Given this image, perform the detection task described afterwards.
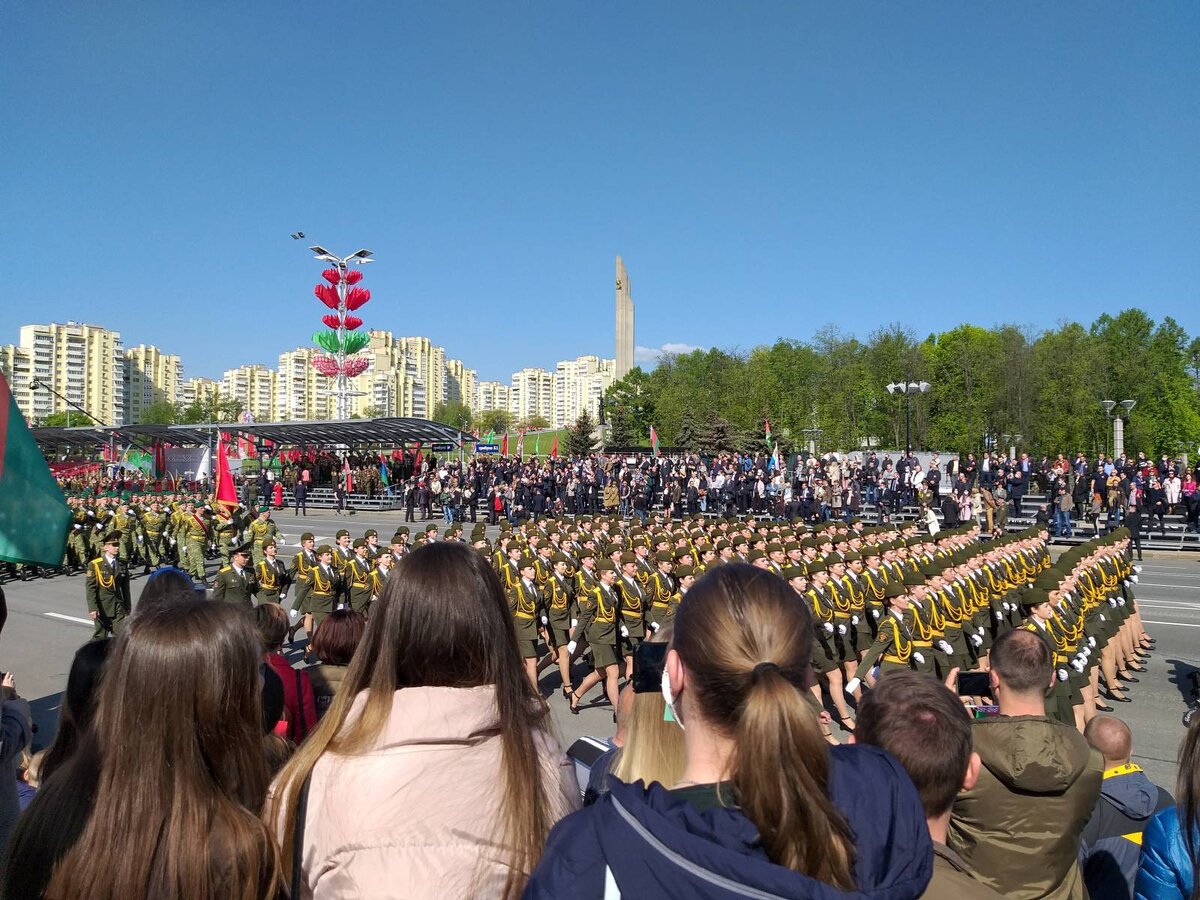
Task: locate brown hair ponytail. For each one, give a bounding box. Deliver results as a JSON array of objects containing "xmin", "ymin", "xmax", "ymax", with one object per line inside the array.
[{"xmin": 673, "ymin": 564, "xmax": 856, "ymax": 888}]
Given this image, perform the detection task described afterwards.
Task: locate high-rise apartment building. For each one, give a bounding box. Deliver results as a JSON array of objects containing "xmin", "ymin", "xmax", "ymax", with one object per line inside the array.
[
  {"xmin": 2, "ymin": 323, "xmax": 125, "ymax": 424},
  {"xmin": 444, "ymin": 358, "xmax": 477, "ymax": 411},
  {"xmin": 276, "ymin": 349, "xmax": 331, "ymax": 421},
  {"xmin": 222, "ymin": 364, "xmax": 277, "ymax": 422},
  {"xmin": 398, "ymin": 337, "xmax": 445, "ymax": 413},
  {"xmin": 124, "ymin": 344, "xmax": 183, "ymax": 424},
  {"xmin": 553, "ymin": 355, "xmax": 616, "ymax": 427},
  {"xmin": 475, "ymin": 381, "xmax": 510, "ymax": 416},
  {"xmin": 182, "ymin": 377, "xmax": 221, "ymax": 409},
  {"xmin": 509, "ymin": 367, "xmax": 554, "ymax": 425},
  {"xmin": 347, "ymin": 331, "xmax": 425, "ymax": 418}
]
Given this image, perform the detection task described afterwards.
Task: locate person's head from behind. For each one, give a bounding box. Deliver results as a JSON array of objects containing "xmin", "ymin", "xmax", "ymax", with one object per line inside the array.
[
  {"xmin": 137, "ymin": 566, "xmax": 202, "ymax": 616},
  {"xmin": 1083, "ymin": 715, "xmax": 1132, "ymax": 770},
  {"xmin": 989, "ymin": 628, "xmax": 1053, "ymax": 711},
  {"xmin": 310, "ymin": 609, "xmax": 366, "ymax": 667},
  {"xmin": 613, "ymin": 628, "xmax": 684, "ymax": 789},
  {"xmin": 270, "ymin": 541, "xmax": 558, "ymax": 899},
  {"xmin": 667, "ymin": 563, "xmax": 856, "ymax": 888},
  {"xmin": 39, "ymin": 637, "xmax": 112, "ymax": 784},
  {"xmin": 253, "ymin": 603, "xmax": 288, "ymax": 654},
  {"xmin": 854, "ymin": 671, "xmax": 979, "ymax": 823},
  {"xmin": 44, "ymin": 599, "xmax": 277, "ymax": 899}
]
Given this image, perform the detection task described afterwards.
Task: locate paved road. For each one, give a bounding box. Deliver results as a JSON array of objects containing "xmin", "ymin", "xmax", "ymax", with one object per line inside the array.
[{"xmin": 2, "ymin": 509, "xmax": 1196, "ymax": 791}]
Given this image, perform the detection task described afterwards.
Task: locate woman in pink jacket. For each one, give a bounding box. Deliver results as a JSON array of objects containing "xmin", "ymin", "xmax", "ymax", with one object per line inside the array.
[{"xmin": 267, "ymin": 542, "xmax": 579, "ymax": 900}]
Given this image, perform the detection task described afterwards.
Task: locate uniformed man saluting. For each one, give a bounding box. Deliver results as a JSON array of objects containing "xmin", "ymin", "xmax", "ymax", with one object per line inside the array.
[
  {"xmin": 85, "ymin": 532, "xmax": 131, "ymax": 638},
  {"xmin": 212, "ymin": 543, "xmax": 258, "ymax": 608}
]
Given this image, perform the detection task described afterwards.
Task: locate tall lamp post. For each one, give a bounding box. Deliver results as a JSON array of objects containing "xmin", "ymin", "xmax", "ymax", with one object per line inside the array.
[
  {"xmin": 886, "ymin": 380, "xmax": 931, "ymax": 451},
  {"xmin": 308, "ymin": 244, "xmax": 374, "ymax": 421},
  {"xmin": 1101, "ymin": 399, "xmax": 1136, "ymax": 459}
]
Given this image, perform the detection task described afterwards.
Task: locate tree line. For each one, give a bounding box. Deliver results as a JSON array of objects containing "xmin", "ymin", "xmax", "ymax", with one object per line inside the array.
[{"xmin": 602, "ymin": 308, "xmax": 1200, "ymax": 459}]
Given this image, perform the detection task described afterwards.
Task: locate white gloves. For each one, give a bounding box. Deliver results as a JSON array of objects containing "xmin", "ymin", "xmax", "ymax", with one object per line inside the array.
[
  {"xmin": 1088, "ymin": 636, "xmax": 1097, "ymax": 648},
  {"xmin": 1057, "ymin": 668, "xmax": 1069, "ymax": 682},
  {"xmin": 1109, "ymin": 598, "xmax": 1118, "ymax": 608},
  {"xmin": 94, "ymin": 523, "xmax": 103, "ymax": 531},
  {"xmin": 1118, "ymin": 598, "xmax": 1126, "ymax": 607},
  {"xmin": 977, "ymin": 627, "xmax": 985, "ymax": 636},
  {"xmin": 1100, "ymin": 614, "xmax": 1107, "ymax": 622},
  {"xmin": 571, "ymin": 619, "xmax": 578, "ymax": 628},
  {"xmin": 137, "ymin": 535, "xmax": 143, "ymax": 543},
  {"xmin": 1071, "ymin": 660, "xmax": 1085, "ymax": 673},
  {"xmin": 540, "ymin": 615, "xmax": 548, "ymax": 625},
  {"xmin": 970, "ymin": 634, "xmax": 983, "ymax": 647},
  {"xmin": 851, "ymin": 615, "xmax": 859, "ymax": 625},
  {"xmin": 913, "ymin": 652, "xmax": 925, "ymax": 665},
  {"xmin": 1133, "ymin": 565, "xmax": 1143, "ymax": 574},
  {"xmin": 650, "ymin": 621, "xmax": 660, "ymax": 633},
  {"xmin": 169, "ymin": 538, "xmax": 176, "ymax": 546},
  {"xmin": 845, "ymin": 677, "xmax": 862, "ymax": 694},
  {"xmin": 281, "ymin": 593, "xmax": 288, "ymax": 601},
  {"xmin": 938, "ymin": 640, "xmax": 954, "ymax": 654},
  {"xmin": 72, "ymin": 524, "xmax": 82, "ymax": 530},
  {"xmin": 995, "ymin": 610, "xmax": 1004, "ymax": 621},
  {"xmin": 620, "ymin": 625, "xmax": 629, "ymax": 638},
  {"xmin": 823, "ymin": 622, "xmax": 835, "ymax": 634},
  {"xmin": 871, "ymin": 609, "xmax": 881, "ymax": 619},
  {"xmin": 837, "ymin": 624, "xmax": 848, "ymax": 635},
  {"xmin": 567, "ymin": 641, "xmax": 577, "ymax": 654}
]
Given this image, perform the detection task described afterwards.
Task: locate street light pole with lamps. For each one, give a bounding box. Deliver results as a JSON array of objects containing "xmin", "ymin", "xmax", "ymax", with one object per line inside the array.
[
  {"xmin": 307, "ymin": 244, "xmax": 374, "ymax": 421},
  {"xmin": 886, "ymin": 380, "xmax": 931, "ymax": 452},
  {"xmin": 1100, "ymin": 399, "xmax": 1136, "ymax": 459}
]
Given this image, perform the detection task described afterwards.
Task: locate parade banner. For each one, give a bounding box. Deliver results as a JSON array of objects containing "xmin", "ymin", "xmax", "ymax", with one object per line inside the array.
[{"xmin": 0, "ymin": 372, "xmax": 71, "ymax": 566}]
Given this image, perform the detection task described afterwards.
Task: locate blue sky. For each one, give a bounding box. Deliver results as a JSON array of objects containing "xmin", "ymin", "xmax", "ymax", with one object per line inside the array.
[{"xmin": 2, "ymin": 2, "xmax": 1197, "ymax": 383}]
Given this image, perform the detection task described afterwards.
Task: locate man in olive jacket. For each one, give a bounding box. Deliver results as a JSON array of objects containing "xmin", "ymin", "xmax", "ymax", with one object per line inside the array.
[{"xmin": 949, "ymin": 628, "xmax": 1103, "ymax": 899}]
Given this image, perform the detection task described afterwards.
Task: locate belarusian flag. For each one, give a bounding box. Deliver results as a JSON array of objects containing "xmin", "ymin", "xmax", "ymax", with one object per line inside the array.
[
  {"xmin": 550, "ymin": 434, "xmax": 559, "ymax": 459},
  {"xmin": 0, "ymin": 373, "xmax": 71, "ymax": 566},
  {"xmin": 378, "ymin": 453, "xmax": 390, "ymax": 487},
  {"xmin": 650, "ymin": 426, "xmax": 660, "ymax": 458},
  {"xmin": 765, "ymin": 418, "xmax": 773, "ymax": 446},
  {"xmin": 215, "ymin": 432, "xmax": 238, "ymax": 511}
]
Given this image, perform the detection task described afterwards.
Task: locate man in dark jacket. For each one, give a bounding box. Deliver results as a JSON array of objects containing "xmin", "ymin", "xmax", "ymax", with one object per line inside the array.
[
  {"xmin": 949, "ymin": 629, "xmax": 1103, "ymax": 899},
  {"xmin": 1079, "ymin": 715, "xmax": 1173, "ymax": 900}
]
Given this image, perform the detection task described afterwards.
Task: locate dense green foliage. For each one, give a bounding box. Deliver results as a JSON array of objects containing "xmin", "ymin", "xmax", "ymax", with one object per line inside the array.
[{"xmin": 604, "ymin": 309, "xmax": 1200, "ymax": 457}]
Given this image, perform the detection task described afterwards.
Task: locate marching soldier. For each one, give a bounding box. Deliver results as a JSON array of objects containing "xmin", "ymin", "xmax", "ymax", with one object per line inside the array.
[
  {"xmin": 85, "ymin": 532, "xmax": 131, "ymax": 638},
  {"xmin": 181, "ymin": 501, "xmax": 210, "ymax": 586},
  {"xmin": 648, "ymin": 551, "xmax": 676, "ymax": 633},
  {"xmin": 332, "ymin": 529, "xmax": 355, "ymax": 607},
  {"xmin": 247, "ymin": 506, "xmax": 279, "ymax": 568},
  {"xmin": 567, "ymin": 559, "xmax": 623, "ymax": 715},
  {"xmin": 506, "ymin": 556, "xmax": 545, "ymax": 692},
  {"xmin": 306, "ymin": 544, "xmax": 341, "ymax": 635},
  {"xmin": 211, "ymin": 543, "xmax": 258, "ymax": 608},
  {"xmin": 616, "ymin": 552, "xmax": 649, "ymax": 679},
  {"xmin": 370, "ymin": 549, "xmax": 393, "ymax": 604},
  {"xmin": 255, "ymin": 538, "xmax": 290, "ymax": 605},
  {"xmin": 363, "ymin": 529, "xmax": 383, "ymax": 562},
  {"xmin": 346, "ymin": 538, "xmax": 375, "ymax": 616},
  {"xmin": 855, "ymin": 582, "xmax": 920, "ymax": 686},
  {"xmin": 138, "ymin": 497, "xmax": 170, "ymax": 573}
]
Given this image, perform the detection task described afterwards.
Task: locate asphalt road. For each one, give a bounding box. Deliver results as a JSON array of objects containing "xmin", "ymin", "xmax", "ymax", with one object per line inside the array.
[{"xmin": 2, "ymin": 508, "xmax": 1196, "ymax": 792}]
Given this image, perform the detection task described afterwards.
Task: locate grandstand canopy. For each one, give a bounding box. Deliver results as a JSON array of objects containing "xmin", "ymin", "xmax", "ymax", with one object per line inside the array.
[{"xmin": 31, "ymin": 417, "xmax": 472, "ymax": 452}]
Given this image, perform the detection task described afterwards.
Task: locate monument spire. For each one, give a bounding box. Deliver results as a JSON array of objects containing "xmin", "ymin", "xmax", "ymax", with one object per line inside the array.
[{"xmin": 615, "ymin": 255, "xmax": 634, "ymax": 380}]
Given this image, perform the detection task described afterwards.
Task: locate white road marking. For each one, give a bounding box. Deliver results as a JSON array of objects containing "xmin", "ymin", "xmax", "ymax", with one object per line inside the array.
[
  {"xmin": 44, "ymin": 612, "xmax": 94, "ymax": 626},
  {"xmin": 1139, "ymin": 583, "xmax": 1200, "ymax": 590},
  {"xmin": 1136, "ymin": 600, "xmax": 1200, "ymax": 610},
  {"xmin": 1142, "ymin": 620, "xmax": 1200, "ymax": 629}
]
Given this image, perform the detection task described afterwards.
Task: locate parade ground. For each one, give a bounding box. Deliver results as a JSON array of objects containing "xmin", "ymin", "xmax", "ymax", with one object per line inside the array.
[{"xmin": 3, "ymin": 506, "xmax": 1198, "ymax": 789}]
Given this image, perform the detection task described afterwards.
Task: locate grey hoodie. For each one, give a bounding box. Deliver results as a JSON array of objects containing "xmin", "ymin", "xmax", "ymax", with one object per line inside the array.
[{"xmin": 1080, "ymin": 765, "xmax": 1174, "ymax": 900}]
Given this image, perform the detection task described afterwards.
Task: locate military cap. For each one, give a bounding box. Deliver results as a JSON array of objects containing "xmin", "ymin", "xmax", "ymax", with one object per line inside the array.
[
  {"xmin": 654, "ymin": 550, "xmax": 673, "ymax": 563},
  {"xmin": 316, "ymin": 544, "xmax": 334, "ymax": 556},
  {"xmin": 262, "ymin": 538, "xmax": 276, "ymax": 550},
  {"xmin": 1022, "ymin": 588, "xmax": 1051, "ymax": 609},
  {"xmin": 782, "ymin": 566, "xmax": 807, "ymax": 581},
  {"xmin": 101, "ymin": 531, "xmax": 121, "ymax": 545},
  {"xmin": 578, "ymin": 545, "xmax": 596, "ymax": 560},
  {"xmin": 619, "ymin": 552, "xmax": 638, "ymax": 566},
  {"xmin": 257, "ymin": 505, "xmax": 269, "ymax": 513},
  {"xmin": 352, "ymin": 538, "xmax": 368, "ymax": 549},
  {"xmin": 425, "ymin": 523, "xmax": 438, "ymax": 533},
  {"xmin": 231, "ymin": 542, "xmax": 252, "ymax": 557},
  {"xmin": 596, "ymin": 559, "xmax": 617, "ymax": 573},
  {"xmin": 395, "ymin": 526, "xmax": 410, "ymax": 536},
  {"xmin": 842, "ymin": 550, "xmax": 861, "ymax": 563},
  {"xmin": 806, "ymin": 560, "xmax": 826, "ymax": 574},
  {"xmin": 336, "ymin": 528, "xmax": 350, "ymax": 539},
  {"xmin": 918, "ymin": 561, "xmax": 941, "ymax": 578},
  {"xmin": 748, "ymin": 549, "xmax": 767, "ymax": 562},
  {"xmin": 714, "ymin": 539, "xmax": 731, "ymax": 552},
  {"xmin": 884, "ymin": 581, "xmax": 907, "ymax": 599},
  {"xmin": 902, "ymin": 570, "xmax": 924, "ymax": 587},
  {"xmin": 518, "ymin": 556, "xmax": 536, "ymax": 570},
  {"xmin": 676, "ymin": 564, "xmax": 695, "ymax": 579},
  {"xmin": 365, "ymin": 529, "xmax": 378, "ymax": 538},
  {"xmin": 551, "ymin": 552, "xmax": 569, "ymax": 565}
]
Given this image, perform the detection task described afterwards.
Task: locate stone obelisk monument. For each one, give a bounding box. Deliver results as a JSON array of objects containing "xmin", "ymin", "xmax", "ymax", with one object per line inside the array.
[{"xmin": 615, "ymin": 255, "xmax": 634, "ymax": 380}]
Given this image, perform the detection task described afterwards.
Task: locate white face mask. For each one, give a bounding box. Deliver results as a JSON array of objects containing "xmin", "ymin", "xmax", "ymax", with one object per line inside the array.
[{"xmin": 661, "ymin": 667, "xmax": 685, "ymax": 731}]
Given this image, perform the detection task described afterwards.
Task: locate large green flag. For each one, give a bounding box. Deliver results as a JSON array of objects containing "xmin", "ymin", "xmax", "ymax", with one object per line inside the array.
[{"xmin": 0, "ymin": 372, "xmax": 71, "ymax": 566}]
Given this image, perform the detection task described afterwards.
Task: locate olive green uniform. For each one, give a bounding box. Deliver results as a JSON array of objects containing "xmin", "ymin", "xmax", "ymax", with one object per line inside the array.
[{"xmin": 85, "ymin": 554, "xmax": 131, "ymax": 638}]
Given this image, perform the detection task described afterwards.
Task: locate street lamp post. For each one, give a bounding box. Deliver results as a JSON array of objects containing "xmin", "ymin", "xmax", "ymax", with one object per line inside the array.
[
  {"xmin": 886, "ymin": 380, "xmax": 931, "ymax": 451},
  {"xmin": 307, "ymin": 244, "xmax": 374, "ymax": 421}
]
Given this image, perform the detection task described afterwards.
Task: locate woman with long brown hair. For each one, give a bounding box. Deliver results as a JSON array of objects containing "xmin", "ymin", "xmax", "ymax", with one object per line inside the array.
[
  {"xmin": 3, "ymin": 599, "xmax": 282, "ymax": 900},
  {"xmin": 526, "ymin": 563, "xmax": 933, "ymax": 899},
  {"xmin": 267, "ymin": 541, "xmax": 578, "ymax": 900}
]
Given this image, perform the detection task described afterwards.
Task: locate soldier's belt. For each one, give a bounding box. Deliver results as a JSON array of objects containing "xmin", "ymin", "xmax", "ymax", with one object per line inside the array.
[
  {"xmin": 913, "ymin": 640, "xmax": 933, "ymax": 647},
  {"xmin": 833, "ymin": 613, "xmax": 851, "ymax": 620},
  {"xmin": 651, "ymin": 602, "xmax": 671, "ymax": 609},
  {"xmin": 514, "ymin": 612, "xmax": 535, "ymax": 620},
  {"xmin": 882, "ymin": 655, "xmax": 908, "ymax": 664}
]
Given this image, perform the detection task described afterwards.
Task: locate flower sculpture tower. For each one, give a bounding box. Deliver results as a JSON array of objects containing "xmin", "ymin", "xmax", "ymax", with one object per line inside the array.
[{"xmin": 310, "ymin": 249, "xmax": 373, "ymax": 419}]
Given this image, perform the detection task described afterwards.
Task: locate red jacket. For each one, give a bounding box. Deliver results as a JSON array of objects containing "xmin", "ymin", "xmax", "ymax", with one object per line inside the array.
[{"xmin": 265, "ymin": 653, "xmax": 317, "ymax": 742}]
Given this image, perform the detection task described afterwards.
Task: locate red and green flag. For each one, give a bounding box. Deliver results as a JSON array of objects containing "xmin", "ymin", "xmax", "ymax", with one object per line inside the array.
[
  {"xmin": 764, "ymin": 418, "xmax": 773, "ymax": 446},
  {"xmin": 0, "ymin": 372, "xmax": 71, "ymax": 566},
  {"xmin": 550, "ymin": 434, "xmax": 559, "ymax": 459},
  {"xmin": 378, "ymin": 453, "xmax": 390, "ymax": 487},
  {"xmin": 650, "ymin": 425, "xmax": 660, "ymax": 458}
]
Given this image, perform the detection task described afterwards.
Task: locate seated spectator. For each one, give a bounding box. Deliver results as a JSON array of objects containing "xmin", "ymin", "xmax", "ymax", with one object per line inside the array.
[
  {"xmin": 1135, "ymin": 711, "xmax": 1200, "ymax": 900},
  {"xmin": 525, "ymin": 563, "xmax": 932, "ymax": 899},
  {"xmin": 855, "ymin": 670, "xmax": 1002, "ymax": 899},
  {"xmin": 4, "ymin": 600, "xmax": 284, "ymax": 899},
  {"xmin": 37, "ymin": 638, "xmax": 111, "ymax": 785},
  {"xmin": 608, "ymin": 634, "xmax": 685, "ymax": 794},
  {"xmin": 305, "ymin": 609, "xmax": 366, "ymax": 719},
  {"xmin": 949, "ymin": 628, "xmax": 1103, "ymax": 899},
  {"xmin": 255, "ymin": 604, "xmax": 317, "ymax": 743},
  {"xmin": 1080, "ymin": 716, "xmax": 1173, "ymax": 900},
  {"xmin": 268, "ymin": 542, "xmax": 579, "ymax": 900}
]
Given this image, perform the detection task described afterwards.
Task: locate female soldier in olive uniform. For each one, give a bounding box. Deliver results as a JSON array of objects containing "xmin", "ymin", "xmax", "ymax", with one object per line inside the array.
[
  {"xmin": 255, "ymin": 538, "xmax": 290, "ymax": 604},
  {"xmin": 856, "ymin": 581, "xmax": 920, "ymax": 685},
  {"xmin": 506, "ymin": 556, "xmax": 545, "ymax": 692},
  {"xmin": 545, "ymin": 552, "xmax": 576, "ymax": 699},
  {"xmin": 568, "ymin": 559, "xmax": 622, "ymax": 715}
]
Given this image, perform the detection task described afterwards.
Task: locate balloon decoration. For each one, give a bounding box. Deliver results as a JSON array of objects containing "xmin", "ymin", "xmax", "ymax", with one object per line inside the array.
[{"xmin": 310, "ymin": 256, "xmax": 373, "ymax": 418}]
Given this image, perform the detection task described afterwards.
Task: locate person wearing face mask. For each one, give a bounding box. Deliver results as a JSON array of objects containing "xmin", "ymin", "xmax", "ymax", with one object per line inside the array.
[{"xmin": 525, "ymin": 564, "xmax": 932, "ymax": 899}]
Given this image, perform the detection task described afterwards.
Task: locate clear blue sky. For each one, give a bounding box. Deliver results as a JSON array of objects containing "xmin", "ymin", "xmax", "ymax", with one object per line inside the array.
[{"xmin": 2, "ymin": 2, "xmax": 1197, "ymax": 383}]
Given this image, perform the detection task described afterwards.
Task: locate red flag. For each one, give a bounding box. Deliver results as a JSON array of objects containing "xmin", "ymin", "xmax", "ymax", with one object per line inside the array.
[
  {"xmin": 215, "ymin": 433, "xmax": 238, "ymax": 509},
  {"xmin": 343, "ymin": 458, "xmax": 354, "ymax": 493},
  {"xmin": 501, "ymin": 433, "xmax": 509, "ymax": 456},
  {"xmin": 550, "ymin": 435, "xmax": 559, "ymax": 459},
  {"xmin": 650, "ymin": 425, "xmax": 660, "ymax": 458},
  {"xmin": 413, "ymin": 442, "xmax": 423, "ymax": 472}
]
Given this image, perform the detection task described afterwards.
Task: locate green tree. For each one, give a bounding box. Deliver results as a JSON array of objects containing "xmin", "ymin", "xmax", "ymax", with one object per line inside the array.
[
  {"xmin": 521, "ymin": 414, "xmax": 551, "ymax": 431},
  {"xmin": 178, "ymin": 393, "xmax": 243, "ymax": 425},
  {"xmin": 565, "ymin": 411, "xmax": 597, "ymax": 456},
  {"xmin": 40, "ymin": 411, "xmax": 77, "ymax": 427},
  {"xmin": 136, "ymin": 401, "xmax": 179, "ymax": 425},
  {"xmin": 605, "ymin": 367, "xmax": 655, "ymax": 446},
  {"xmin": 697, "ymin": 414, "xmax": 738, "ymax": 455},
  {"xmin": 673, "ymin": 413, "xmax": 702, "ymax": 451},
  {"xmin": 433, "ymin": 401, "xmax": 473, "ymax": 431},
  {"xmin": 476, "ymin": 408, "xmax": 511, "ymax": 437},
  {"xmin": 925, "ymin": 325, "xmax": 1003, "ymax": 452}
]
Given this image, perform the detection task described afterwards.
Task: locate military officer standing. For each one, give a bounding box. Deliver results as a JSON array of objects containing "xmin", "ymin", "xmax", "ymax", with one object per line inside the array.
[
  {"xmin": 211, "ymin": 543, "xmax": 258, "ymax": 607},
  {"xmin": 85, "ymin": 532, "xmax": 131, "ymax": 638}
]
